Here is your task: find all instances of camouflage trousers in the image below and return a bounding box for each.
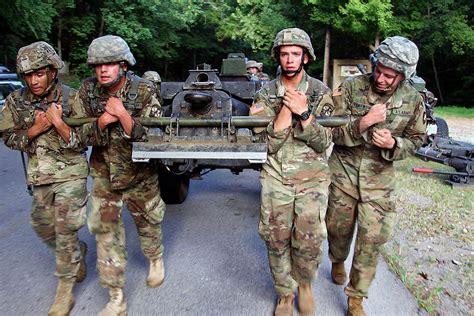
[31,178,88,279]
[87,173,166,289]
[326,184,396,298]
[259,171,329,295]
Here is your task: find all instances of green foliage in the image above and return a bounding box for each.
[307,0,399,47]
[214,0,292,51]
[0,0,473,106]
[336,0,398,40]
[434,106,474,118]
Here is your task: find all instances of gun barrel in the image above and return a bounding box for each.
[65,115,350,128]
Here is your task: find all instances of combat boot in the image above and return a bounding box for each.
[297,282,314,315]
[347,297,367,316]
[48,278,75,316]
[146,257,165,288]
[331,262,347,285]
[76,241,88,283]
[274,293,294,316]
[99,287,127,316]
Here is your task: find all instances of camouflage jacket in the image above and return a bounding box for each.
[70,72,161,190]
[256,72,271,81]
[330,74,426,201]
[250,72,335,185]
[1,82,88,185]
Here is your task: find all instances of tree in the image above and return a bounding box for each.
[392,0,474,104]
[0,0,56,68]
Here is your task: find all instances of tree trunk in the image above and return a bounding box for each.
[322,26,331,86]
[431,53,444,104]
[57,16,62,58]
[375,32,380,49]
[99,15,104,36]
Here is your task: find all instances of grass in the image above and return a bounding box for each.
[383,242,442,313]
[382,155,473,314]
[434,106,474,118]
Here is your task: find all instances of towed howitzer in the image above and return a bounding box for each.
[413,137,474,187]
[68,54,349,204]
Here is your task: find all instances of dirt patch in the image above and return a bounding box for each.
[384,116,473,315]
[442,117,474,143]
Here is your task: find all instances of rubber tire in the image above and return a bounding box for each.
[158,168,190,204]
[435,117,449,138]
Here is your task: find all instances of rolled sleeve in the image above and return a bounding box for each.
[266,121,290,154]
[293,118,331,153]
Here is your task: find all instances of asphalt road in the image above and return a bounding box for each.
[0,143,426,315]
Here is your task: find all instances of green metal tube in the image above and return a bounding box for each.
[65,115,350,128]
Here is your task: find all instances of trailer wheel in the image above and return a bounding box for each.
[435,117,449,138]
[158,168,190,204]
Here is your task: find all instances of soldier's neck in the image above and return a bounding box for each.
[281,72,303,90]
[105,76,126,94]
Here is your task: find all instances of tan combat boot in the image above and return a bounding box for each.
[76,241,88,283]
[297,282,315,315]
[274,293,294,316]
[48,278,75,316]
[99,287,127,316]
[331,262,347,285]
[347,297,367,316]
[146,257,165,288]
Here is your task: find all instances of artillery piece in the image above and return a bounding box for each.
[132,54,348,203]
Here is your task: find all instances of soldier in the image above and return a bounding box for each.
[256,62,271,81]
[246,60,270,81]
[246,59,259,75]
[250,28,334,316]
[70,35,166,315]
[142,70,162,104]
[1,42,89,315]
[326,36,426,316]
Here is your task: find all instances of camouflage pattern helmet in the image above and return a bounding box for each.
[87,35,136,66]
[16,41,64,74]
[374,36,419,79]
[143,71,161,83]
[272,28,316,61]
[246,60,260,69]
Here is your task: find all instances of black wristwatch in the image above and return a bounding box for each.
[299,109,312,121]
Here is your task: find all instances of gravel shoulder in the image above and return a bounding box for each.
[385,116,474,315]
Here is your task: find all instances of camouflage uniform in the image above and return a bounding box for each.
[251,71,335,295]
[326,37,426,298]
[143,70,162,104]
[69,36,165,289]
[246,60,271,81]
[1,42,88,280]
[70,73,164,288]
[256,71,271,81]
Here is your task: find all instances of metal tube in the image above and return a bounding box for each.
[66,115,350,128]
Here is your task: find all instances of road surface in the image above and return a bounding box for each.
[0,143,425,315]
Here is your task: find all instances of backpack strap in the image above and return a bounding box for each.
[60,84,71,117]
[83,77,102,115]
[124,73,141,109]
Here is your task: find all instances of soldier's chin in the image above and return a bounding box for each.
[374,85,392,93]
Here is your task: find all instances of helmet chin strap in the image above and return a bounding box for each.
[39,68,58,98]
[281,54,305,77]
[100,67,126,88]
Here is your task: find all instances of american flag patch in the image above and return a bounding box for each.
[250,103,264,115]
